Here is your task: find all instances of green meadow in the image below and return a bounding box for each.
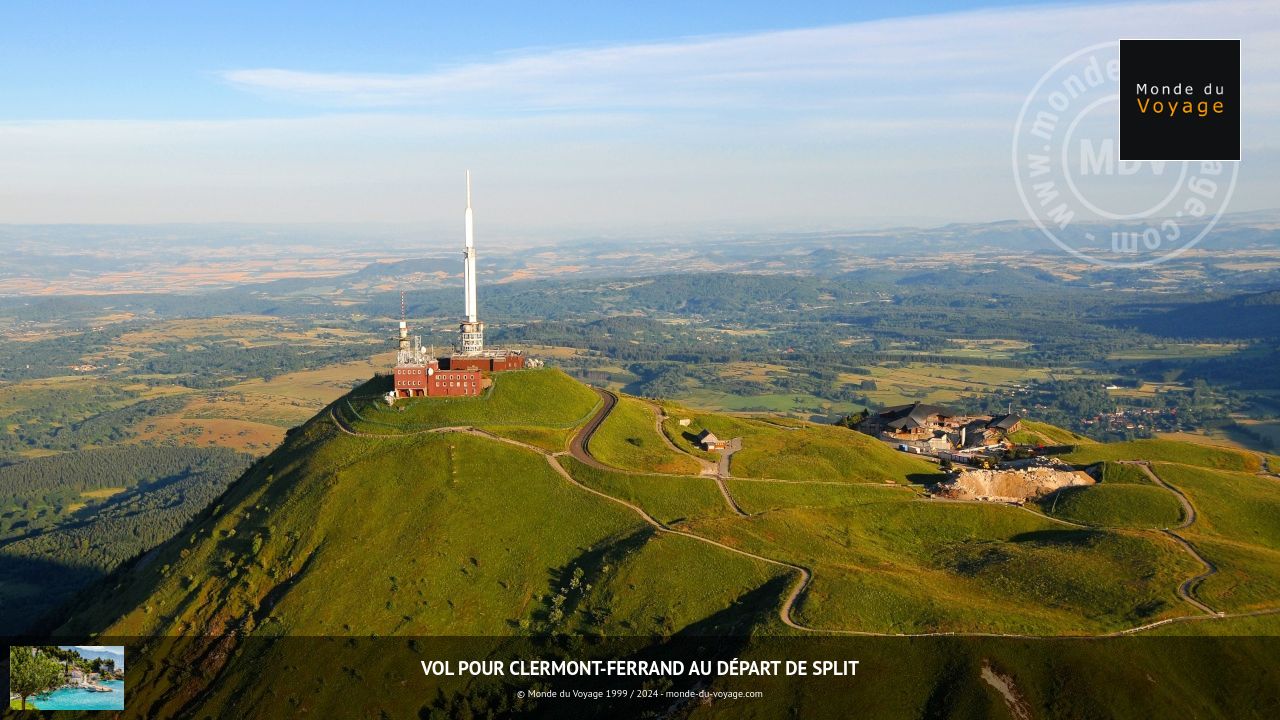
[588,395,702,475]
[1152,463,1280,612]
[561,456,729,525]
[1100,461,1154,484]
[49,369,1280,718]
[1039,484,1186,529]
[682,485,1197,635]
[662,407,939,483]
[346,368,600,433]
[1012,420,1093,445]
[1064,439,1261,473]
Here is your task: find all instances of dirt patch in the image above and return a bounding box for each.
[980,660,1032,720]
[934,458,1094,503]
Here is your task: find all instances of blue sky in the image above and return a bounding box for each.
[1,0,1276,233]
[2,0,1075,120]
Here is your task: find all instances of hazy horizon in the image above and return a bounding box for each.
[2,0,1277,236]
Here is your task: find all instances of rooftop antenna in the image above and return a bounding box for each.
[400,290,406,324]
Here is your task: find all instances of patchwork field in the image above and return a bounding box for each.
[230,352,394,405]
[1105,343,1244,361]
[842,362,1094,407]
[133,417,285,454]
[677,389,860,416]
[939,338,1032,358]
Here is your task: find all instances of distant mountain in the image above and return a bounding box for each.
[62,645,125,670]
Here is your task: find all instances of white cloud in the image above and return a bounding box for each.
[2,0,1277,227]
[72,646,123,654]
[219,0,1280,116]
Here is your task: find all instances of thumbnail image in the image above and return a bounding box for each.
[8,646,125,712]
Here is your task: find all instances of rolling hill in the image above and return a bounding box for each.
[38,368,1280,719]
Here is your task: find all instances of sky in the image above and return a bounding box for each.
[1,0,1277,237]
[63,646,125,669]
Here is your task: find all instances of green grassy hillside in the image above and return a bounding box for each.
[686,484,1197,634]
[662,407,940,483]
[40,370,1280,717]
[1100,461,1155,484]
[561,456,728,525]
[1063,438,1261,472]
[59,423,770,642]
[345,368,599,432]
[1011,419,1094,445]
[1038,484,1186,529]
[588,396,702,475]
[59,372,1274,639]
[1152,463,1280,612]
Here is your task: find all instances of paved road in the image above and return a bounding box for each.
[715,437,749,517]
[649,401,746,515]
[567,388,617,471]
[329,397,1277,637]
[718,437,742,476]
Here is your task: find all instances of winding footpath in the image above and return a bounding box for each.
[1118,460,1222,616]
[644,398,747,516]
[329,398,815,631]
[649,401,719,477]
[329,395,1278,639]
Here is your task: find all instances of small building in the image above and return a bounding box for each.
[696,430,727,451]
[394,360,482,398]
[925,431,953,453]
[861,402,962,440]
[987,414,1023,433]
[441,350,526,372]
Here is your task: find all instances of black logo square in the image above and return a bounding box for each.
[1120,39,1239,160]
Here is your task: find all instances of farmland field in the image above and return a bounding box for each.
[846,362,1066,407]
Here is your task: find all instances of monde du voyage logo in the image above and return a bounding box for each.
[1013,39,1241,267]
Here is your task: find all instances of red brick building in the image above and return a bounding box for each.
[441,351,525,372]
[394,360,482,398]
